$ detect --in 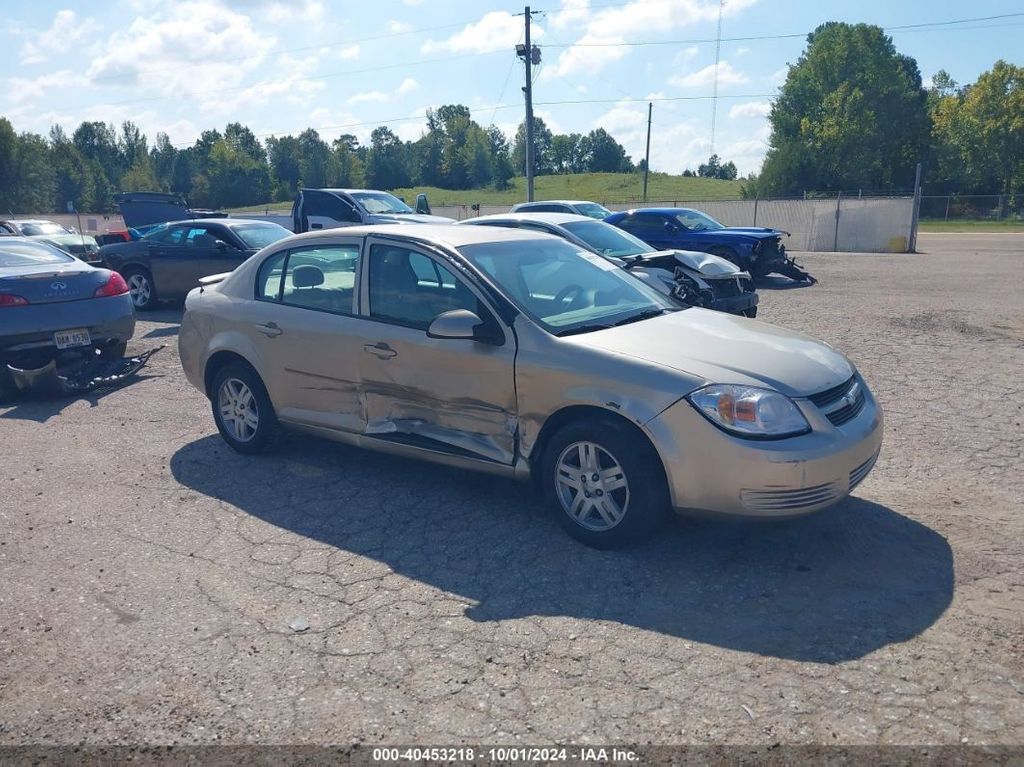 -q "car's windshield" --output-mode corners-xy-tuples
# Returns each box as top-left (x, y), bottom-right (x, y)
(351, 191), (414, 215)
(575, 202), (613, 219)
(675, 210), (725, 231)
(20, 222), (70, 236)
(0, 241), (76, 267)
(458, 238), (676, 335)
(562, 220), (652, 258)
(230, 223), (292, 249)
